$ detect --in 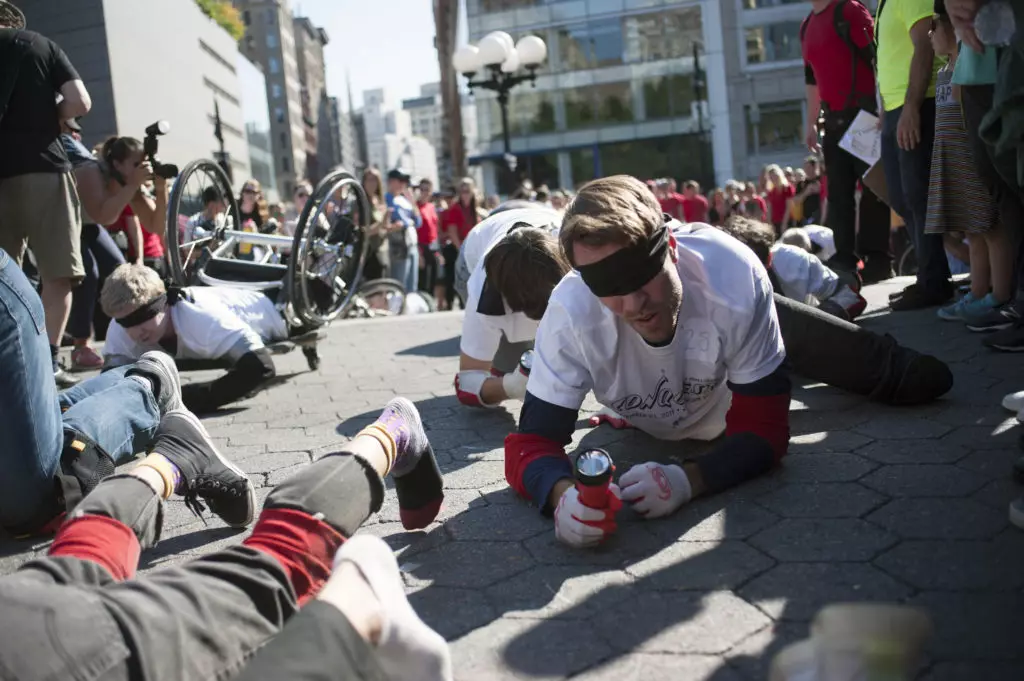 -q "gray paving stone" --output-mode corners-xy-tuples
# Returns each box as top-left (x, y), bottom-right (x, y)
(867, 498), (1007, 540)
(755, 483), (886, 518)
(447, 443), (505, 462)
(523, 521), (665, 568)
(739, 563), (912, 621)
(424, 429), (483, 451)
(922, 661), (1024, 681)
(860, 464), (988, 497)
(590, 591), (771, 654)
(450, 617), (612, 681)
(625, 540), (774, 591)
(874, 535), (1024, 590)
(955, 448), (1022, 480)
(787, 430), (874, 454)
(407, 585), (497, 640)
(853, 416), (952, 440)
(374, 488), (486, 525)
(723, 622), (807, 681)
(236, 450), (309, 475)
(484, 565), (635, 620)
(788, 408), (872, 432)
(446, 504), (552, 542)
(749, 518), (898, 562)
(857, 440), (969, 465)
(573, 653), (740, 681)
(401, 541), (535, 589)
(970, 478), (1022, 511)
(941, 424), (1019, 450)
(439, 460), (506, 489)
(911, 591), (1024, 661)
(647, 499), (780, 542)
(777, 453), (877, 483)
(354, 522), (448, 560)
